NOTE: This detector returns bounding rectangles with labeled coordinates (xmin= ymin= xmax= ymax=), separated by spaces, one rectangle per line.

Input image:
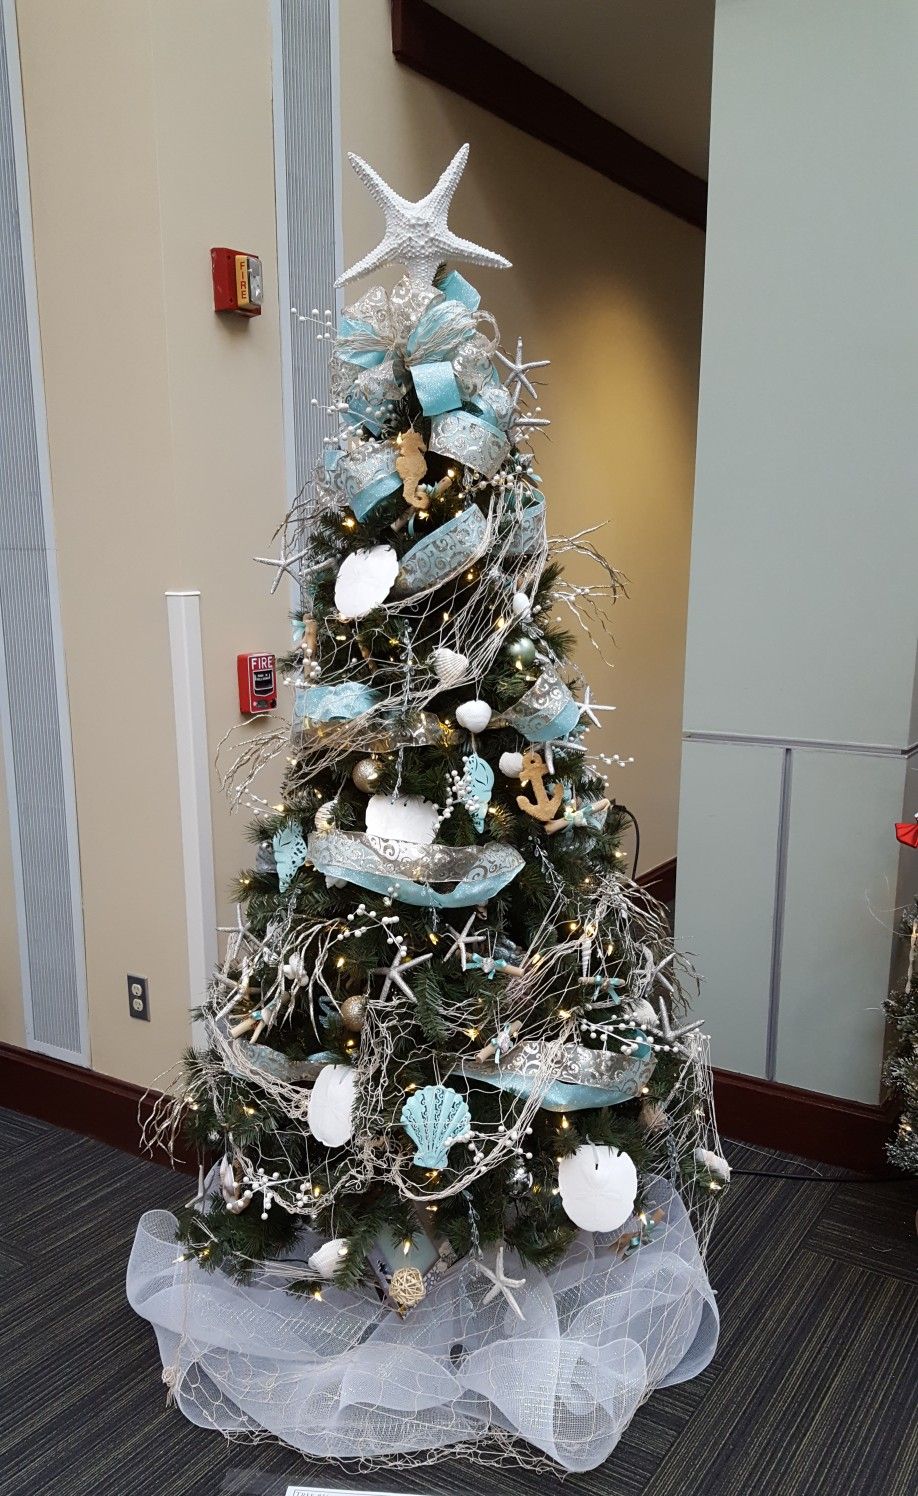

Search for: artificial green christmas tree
xmin=130 ymin=145 xmax=724 ymax=1470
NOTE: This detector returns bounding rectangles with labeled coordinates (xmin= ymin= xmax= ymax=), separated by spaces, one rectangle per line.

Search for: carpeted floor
xmin=1 ymin=1106 xmax=915 ymax=1496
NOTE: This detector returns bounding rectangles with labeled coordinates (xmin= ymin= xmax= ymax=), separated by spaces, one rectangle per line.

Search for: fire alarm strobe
xmin=212 ymin=247 xmax=263 ymax=316
xmin=238 ymin=653 xmax=276 ymax=714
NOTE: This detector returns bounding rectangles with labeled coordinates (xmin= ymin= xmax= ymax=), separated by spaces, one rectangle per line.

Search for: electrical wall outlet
xmin=128 ymin=974 xmax=150 ymax=1021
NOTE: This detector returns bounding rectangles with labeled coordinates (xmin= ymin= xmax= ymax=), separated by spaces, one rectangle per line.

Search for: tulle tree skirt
xmin=127 ymin=1177 xmax=718 ymax=1472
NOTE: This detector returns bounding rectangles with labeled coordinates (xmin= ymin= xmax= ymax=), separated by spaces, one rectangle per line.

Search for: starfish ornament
xmin=371 ymin=951 xmax=432 ymax=1003
xmin=496 ymin=336 xmax=550 ymax=406
xmin=443 ymin=912 xmax=487 ymax=971
xmin=474 ymin=1245 xmax=526 ymax=1321
xmin=656 ymin=995 xmax=704 ymax=1054
xmin=336 ymin=144 xmax=511 ymax=288
xmin=579 ymin=685 xmax=616 ymax=730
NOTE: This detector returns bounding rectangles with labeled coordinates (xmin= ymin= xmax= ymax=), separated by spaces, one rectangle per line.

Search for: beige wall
xmin=2 ymin=0 xmax=702 ymax=1087
xmin=338 ymin=0 xmax=705 ymax=875
xmin=7 ymin=0 xmax=287 ymax=1086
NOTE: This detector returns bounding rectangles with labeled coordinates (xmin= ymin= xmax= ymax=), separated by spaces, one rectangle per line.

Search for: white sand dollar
xmin=558 ymin=1143 xmax=638 ymax=1233
xmin=365 ymin=793 xmax=439 ymax=846
xmin=334 ymin=544 xmax=399 ymax=619
xmin=455 ymin=699 xmax=492 ymax=733
xmin=307 ymin=1064 xmax=356 ymax=1148
xmin=499 ymin=751 xmax=524 ymax=777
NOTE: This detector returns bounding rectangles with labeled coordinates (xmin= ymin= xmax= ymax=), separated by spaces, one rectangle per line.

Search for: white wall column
xmin=676 ymin=0 xmax=918 ymax=1103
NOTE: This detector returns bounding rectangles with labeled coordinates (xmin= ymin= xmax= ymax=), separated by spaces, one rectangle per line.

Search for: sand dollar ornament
xmin=334 ymin=544 xmax=399 ymax=620
xmin=558 ymin=1143 xmax=638 ymax=1233
xmin=365 ymin=793 xmax=439 ymax=845
xmin=307 ymin=1064 xmax=357 ymax=1148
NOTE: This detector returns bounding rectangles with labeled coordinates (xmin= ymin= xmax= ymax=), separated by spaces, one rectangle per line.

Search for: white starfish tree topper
xmin=336 ymin=144 xmax=512 ymax=288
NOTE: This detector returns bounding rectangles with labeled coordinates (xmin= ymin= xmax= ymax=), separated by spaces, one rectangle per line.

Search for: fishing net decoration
xmin=128 ymin=145 xmax=724 ymax=1473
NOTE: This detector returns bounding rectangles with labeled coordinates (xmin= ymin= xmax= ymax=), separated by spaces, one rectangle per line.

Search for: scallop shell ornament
xmin=400 ymin=1084 xmax=472 ymax=1169
xmin=557 ymin=1143 xmax=638 ymax=1233
xmin=431 ymin=646 xmax=470 ymax=689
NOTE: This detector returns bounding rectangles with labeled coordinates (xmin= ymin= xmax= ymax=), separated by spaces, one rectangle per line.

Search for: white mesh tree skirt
xmin=127 ymin=1177 xmax=718 ymax=1472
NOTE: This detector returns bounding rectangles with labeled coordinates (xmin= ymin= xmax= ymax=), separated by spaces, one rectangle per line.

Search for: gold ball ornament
xmin=388 ymin=1266 xmax=426 ymax=1313
xmin=340 ymin=993 xmax=367 ymax=1032
xmin=351 ymin=757 xmax=383 ymax=793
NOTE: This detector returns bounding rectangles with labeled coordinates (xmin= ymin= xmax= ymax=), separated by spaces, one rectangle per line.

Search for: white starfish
xmin=542 ymin=736 xmax=587 ymax=775
xmin=443 ymin=912 xmax=487 ymax=971
xmin=579 ymin=685 xmax=616 ymax=730
xmin=336 ymin=144 xmax=511 ymax=288
xmin=474 ymin=1245 xmax=526 ymax=1321
xmin=252 ymin=542 xmax=314 ymax=595
xmin=656 ymin=995 xmax=704 ymax=1054
xmin=371 ymin=951 xmax=432 ymax=1002
xmin=496 ymin=336 xmax=550 ymax=405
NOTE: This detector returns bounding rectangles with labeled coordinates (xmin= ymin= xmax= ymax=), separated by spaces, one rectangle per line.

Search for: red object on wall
xmin=895 ymin=821 xmax=918 ymax=849
xmin=238 ymin=653 xmax=276 ymax=714
xmin=211 ymin=247 xmax=263 ymax=316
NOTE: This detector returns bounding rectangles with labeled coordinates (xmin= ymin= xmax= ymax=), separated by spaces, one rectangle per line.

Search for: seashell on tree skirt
xmin=308 ymin=1238 xmax=351 ymax=1280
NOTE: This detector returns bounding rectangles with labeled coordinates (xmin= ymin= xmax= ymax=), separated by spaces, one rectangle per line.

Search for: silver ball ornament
xmin=340 ymin=993 xmax=367 ymax=1032
xmin=351 ymin=757 xmax=383 ymax=793
xmin=506 ymin=636 xmax=536 ymax=668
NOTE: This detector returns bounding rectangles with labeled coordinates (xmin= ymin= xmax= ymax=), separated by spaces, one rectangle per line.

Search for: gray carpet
xmin=1 ymin=1106 xmax=915 ymax=1495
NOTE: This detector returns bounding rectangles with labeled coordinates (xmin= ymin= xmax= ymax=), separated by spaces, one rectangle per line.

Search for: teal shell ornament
xmin=400 ymin=1084 xmax=472 ymax=1169
xmin=272 ymin=821 xmax=309 ymax=893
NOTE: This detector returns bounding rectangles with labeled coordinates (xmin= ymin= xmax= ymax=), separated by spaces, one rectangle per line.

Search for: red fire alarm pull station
xmin=238 ymin=653 xmax=277 ymax=714
xmin=212 ymin=247 xmax=263 ymax=316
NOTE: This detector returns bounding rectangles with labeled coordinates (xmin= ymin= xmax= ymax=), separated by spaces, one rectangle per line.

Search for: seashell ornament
xmin=455 ymin=699 xmax=492 ymax=733
xmin=431 ymin=646 xmax=470 ymax=689
xmin=499 ymin=751 xmax=524 ymax=778
xmin=308 ymin=1238 xmax=350 ymax=1280
xmin=400 ymin=1084 xmax=472 ymax=1169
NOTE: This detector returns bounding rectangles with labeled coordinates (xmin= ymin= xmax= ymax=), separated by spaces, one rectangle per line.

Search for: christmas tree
xmin=131 ymin=145 xmax=724 ymax=1469
xmin=885 ymin=819 xmax=918 ymax=1173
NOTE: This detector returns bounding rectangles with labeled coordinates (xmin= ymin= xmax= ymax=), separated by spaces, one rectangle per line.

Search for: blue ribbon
xmin=337 ymin=316 xmax=387 ymax=368
xmin=410 ymin=360 xmax=463 ymax=416
xmin=438 ymin=270 xmax=481 ymax=311
xmin=294 ymin=682 xmax=380 ymax=725
xmin=349 ymin=470 xmax=402 ymax=521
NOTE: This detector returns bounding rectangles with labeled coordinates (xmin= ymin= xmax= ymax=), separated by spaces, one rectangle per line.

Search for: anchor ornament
xmin=515 ymin=749 xmax=564 ymax=823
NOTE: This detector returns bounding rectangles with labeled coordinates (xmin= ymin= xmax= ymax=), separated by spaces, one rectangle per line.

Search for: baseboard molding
xmin=390 ymin=0 xmax=707 ymax=230
xmin=637 ymin=855 xmax=677 ymax=905
xmin=0 ymin=1040 xmax=196 ymax=1173
xmin=713 ymin=1068 xmax=895 ymax=1175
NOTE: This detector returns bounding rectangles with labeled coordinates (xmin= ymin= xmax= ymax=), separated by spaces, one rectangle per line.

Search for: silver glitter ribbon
xmin=455 ymin=1039 xmax=656 ymax=1112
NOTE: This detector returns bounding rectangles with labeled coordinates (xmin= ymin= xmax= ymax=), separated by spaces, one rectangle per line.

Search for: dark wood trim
xmin=637 ymin=855 xmax=677 ymax=905
xmin=0 ymin=1040 xmax=196 ymax=1173
xmin=390 ymin=0 xmax=707 ymax=230
xmin=713 ymin=1068 xmax=896 ymax=1176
